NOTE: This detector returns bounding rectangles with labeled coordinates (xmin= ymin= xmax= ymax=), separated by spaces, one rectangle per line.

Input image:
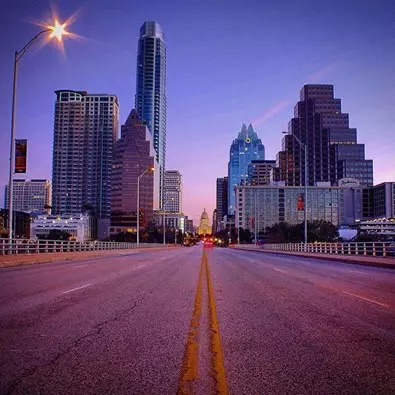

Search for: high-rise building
xmin=275 ymin=84 xmax=373 ymax=187
xmin=164 ymin=170 xmax=182 ymax=213
xmin=135 ymin=21 xmax=167 ymax=209
xmin=110 ymin=109 xmax=159 ymax=234
xmin=216 ymin=177 xmax=228 ymax=230
xmin=228 ymin=123 xmax=265 ymax=214
xmin=212 ymin=209 xmax=218 ymax=234
xmin=52 ymin=90 xmax=119 ymax=221
xmin=247 ymin=160 xmax=276 ymax=185
xmin=5 ymin=179 xmax=51 ymax=213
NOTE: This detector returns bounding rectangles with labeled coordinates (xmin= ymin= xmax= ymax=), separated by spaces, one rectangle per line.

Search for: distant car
xmin=204 ymin=241 xmax=213 ymax=248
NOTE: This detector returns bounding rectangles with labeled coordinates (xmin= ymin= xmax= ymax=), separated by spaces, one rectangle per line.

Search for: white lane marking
xmin=135 ymin=264 xmax=145 ymax=269
xmin=273 ymin=268 xmax=286 ymax=273
xmin=341 ymin=291 xmax=389 ymax=308
xmin=74 ymin=264 xmax=87 ymax=268
xmin=62 ymin=284 xmax=92 ymax=294
xmin=341 ymin=270 xmax=368 ymax=275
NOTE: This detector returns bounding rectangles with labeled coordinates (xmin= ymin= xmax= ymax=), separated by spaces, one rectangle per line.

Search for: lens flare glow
xmin=48 ymin=19 xmax=68 ymax=42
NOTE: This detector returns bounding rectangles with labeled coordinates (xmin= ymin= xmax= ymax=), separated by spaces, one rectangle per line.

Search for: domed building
xmin=197 ymin=209 xmax=212 ymax=235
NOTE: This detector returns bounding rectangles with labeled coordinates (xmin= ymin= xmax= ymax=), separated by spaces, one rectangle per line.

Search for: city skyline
xmin=1 ymin=0 xmax=394 ymax=223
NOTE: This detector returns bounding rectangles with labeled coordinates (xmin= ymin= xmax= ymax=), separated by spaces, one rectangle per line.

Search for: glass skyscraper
xmin=227 ymin=123 xmax=265 ymax=214
xmin=135 ymin=21 xmax=167 ymax=208
xmin=275 ymin=84 xmax=373 ymax=187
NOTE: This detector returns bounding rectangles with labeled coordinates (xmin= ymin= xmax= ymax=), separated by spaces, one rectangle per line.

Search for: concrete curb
xmin=0 ymin=246 xmax=179 ymax=269
xmin=232 ymin=247 xmax=395 ymax=269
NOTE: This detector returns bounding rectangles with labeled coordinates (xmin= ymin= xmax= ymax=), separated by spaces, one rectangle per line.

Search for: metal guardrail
xmin=260 ymin=242 xmax=395 ymax=258
xmin=0 ymin=238 xmax=172 ymax=255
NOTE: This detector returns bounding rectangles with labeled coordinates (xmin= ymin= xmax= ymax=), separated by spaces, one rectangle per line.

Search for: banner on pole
xmin=15 ymin=139 xmax=27 ymax=173
xmin=297 ymin=193 xmax=304 ymax=211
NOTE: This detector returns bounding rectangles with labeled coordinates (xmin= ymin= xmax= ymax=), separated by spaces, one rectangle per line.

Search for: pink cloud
xmin=252 ymin=100 xmax=290 ymax=126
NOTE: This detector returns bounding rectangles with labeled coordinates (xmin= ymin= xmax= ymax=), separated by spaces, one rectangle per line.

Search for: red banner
xmin=15 ymin=139 xmax=27 ymax=173
xmin=297 ymin=193 xmax=304 ymax=211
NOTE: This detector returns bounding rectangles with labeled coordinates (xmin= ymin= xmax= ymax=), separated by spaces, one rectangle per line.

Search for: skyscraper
xmin=228 ymin=124 xmax=265 ymax=214
xmin=247 ymin=160 xmax=276 ymax=185
xmin=111 ymin=109 xmax=158 ymax=233
xmin=135 ymin=21 xmax=167 ymax=208
xmin=275 ymin=84 xmax=373 ymax=187
xmin=52 ymin=90 xmax=119 ymax=220
xmin=216 ymin=177 xmax=228 ymax=230
xmin=5 ymin=179 xmax=51 ymax=213
xmin=164 ymin=170 xmax=182 ymax=213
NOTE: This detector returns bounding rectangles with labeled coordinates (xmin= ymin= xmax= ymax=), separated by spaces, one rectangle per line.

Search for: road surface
xmin=0 ymin=247 xmax=394 ymax=394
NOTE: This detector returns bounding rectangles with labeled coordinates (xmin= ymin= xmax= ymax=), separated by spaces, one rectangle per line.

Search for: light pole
xmin=137 ymin=167 xmax=154 ymax=248
xmin=8 ymin=20 xmax=70 ymax=250
xmin=283 ymin=131 xmax=308 ymax=246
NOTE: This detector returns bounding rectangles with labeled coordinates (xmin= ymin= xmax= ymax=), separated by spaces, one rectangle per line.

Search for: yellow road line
xmin=204 ymin=249 xmax=229 ymax=395
xmin=177 ymin=256 xmax=204 ymax=394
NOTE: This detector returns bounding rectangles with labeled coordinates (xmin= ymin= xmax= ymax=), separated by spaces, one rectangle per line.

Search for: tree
xmin=176 ymin=229 xmax=184 ymax=244
xmin=38 ymin=229 xmax=72 ymax=241
xmin=264 ymin=220 xmax=338 ymax=243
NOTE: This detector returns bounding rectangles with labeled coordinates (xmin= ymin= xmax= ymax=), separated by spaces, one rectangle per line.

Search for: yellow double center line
xmin=178 ymin=249 xmax=228 ymax=394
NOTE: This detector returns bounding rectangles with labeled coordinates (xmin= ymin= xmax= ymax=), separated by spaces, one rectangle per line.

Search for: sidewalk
xmin=0 ymin=246 xmax=178 ymax=269
xmin=232 ymin=246 xmax=395 ymax=269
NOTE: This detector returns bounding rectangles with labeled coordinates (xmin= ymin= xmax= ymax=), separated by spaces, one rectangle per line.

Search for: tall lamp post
xmin=283 ymin=131 xmax=308 ymax=246
xmin=136 ymin=167 xmax=154 ymax=248
xmin=8 ymin=20 xmax=69 ymax=250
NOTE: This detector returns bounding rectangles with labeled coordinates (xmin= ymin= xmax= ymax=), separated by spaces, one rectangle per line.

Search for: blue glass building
xmin=228 ymin=124 xmax=265 ymax=214
xmin=135 ymin=22 xmax=167 ymax=208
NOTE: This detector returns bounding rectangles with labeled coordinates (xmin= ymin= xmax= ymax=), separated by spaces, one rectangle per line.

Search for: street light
xmin=136 ymin=167 xmax=154 ymax=248
xmin=283 ymin=131 xmax=308 ymax=247
xmin=8 ymin=19 xmax=70 ymax=249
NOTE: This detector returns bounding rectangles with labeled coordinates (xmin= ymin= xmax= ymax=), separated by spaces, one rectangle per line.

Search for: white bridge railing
xmin=261 ymin=242 xmax=395 ymax=258
xmin=0 ymin=238 xmax=171 ymax=255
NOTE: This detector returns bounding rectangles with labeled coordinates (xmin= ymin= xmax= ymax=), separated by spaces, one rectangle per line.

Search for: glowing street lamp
xmin=7 ymin=19 xmax=71 ymax=251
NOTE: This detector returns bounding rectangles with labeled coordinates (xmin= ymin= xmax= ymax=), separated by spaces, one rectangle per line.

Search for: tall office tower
xmin=164 ymin=170 xmax=182 ymax=213
xmin=5 ymin=179 xmax=51 ymax=213
xmin=216 ymin=177 xmax=228 ymax=230
xmin=111 ymin=109 xmax=158 ymax=232
xmin=228 ymin=123 xmax=265 ymax=214
xmin=212 ymin=209 xmax=218 ymax=234
xmin=135 ymin=21 xmax=167 ymax=209
xmin=276 ymin=84 xmax=373 ymax=187
xmin=52 ymin=90 xmax=119 ymax=219
xmin=247 ymin=160 xmax=276 ymax=185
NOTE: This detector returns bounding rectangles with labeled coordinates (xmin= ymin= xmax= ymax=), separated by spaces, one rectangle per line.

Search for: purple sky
xmin=1 ymin=0 xmax=394 ymax=224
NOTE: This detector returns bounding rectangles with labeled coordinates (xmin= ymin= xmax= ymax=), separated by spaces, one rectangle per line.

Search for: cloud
xmin=252 ymin=100 xmax=290 ymax=126
xmin=307 ymin=63 xmax=336 ymax=82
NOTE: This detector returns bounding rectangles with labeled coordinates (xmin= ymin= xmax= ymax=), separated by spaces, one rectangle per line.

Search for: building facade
xmin=371 ymin=182 xmax=395 ymax=219
xmin=52 ymin=90 xmax=119 ymax=221
xmin=0 ymin=209 xmax=31 ymax=238
xmin=111 ymin=109 xmax=159 ymax=234
xmin=164 ymin=170 xmax=182 ymax=213
xmin=235 ymin=184 xmax=364 ymax=234
xmin=5 ymin=179 xmax=51 ymax=213
xmin=197 ymin=209 xmax=212 ymax=235
xmin=31 ymin=214 xmax=93 ymax=242
xmin=228 ymin=123 xmax=265 ymax=214
xmin=135 ymin=21 xmax=167 ymax=209
xmin=153 ymin=211 xmax=186 ymax=233
xmin=274 ymin=84 xmax=373 ymax=187
xmin=216 ymin=177 xmax=228 ymax=231
xmin=247 ymin=160 xmax=276 ymax=186
xmin=185 ymin=218 xmax=194 ymax=234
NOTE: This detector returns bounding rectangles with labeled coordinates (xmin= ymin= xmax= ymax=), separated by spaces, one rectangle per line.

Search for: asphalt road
xmin=0 ymin=247 xmax=394 ymax=394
